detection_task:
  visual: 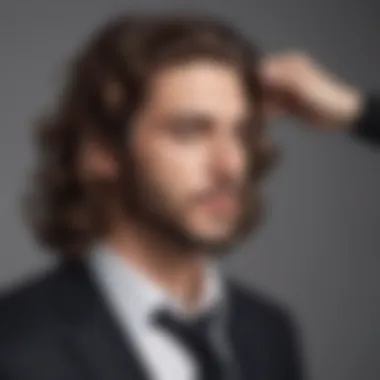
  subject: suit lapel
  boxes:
[53,260,151,380]
[225,282,261,380]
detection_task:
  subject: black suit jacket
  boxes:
[353,94,380,144]
[0,260,304,380]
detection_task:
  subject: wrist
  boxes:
[337,88,365,130]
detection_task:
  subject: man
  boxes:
[0,14,376,380]
[0,14,303,380]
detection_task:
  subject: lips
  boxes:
[202,195,237,214]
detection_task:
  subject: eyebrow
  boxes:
[166,110,253,122]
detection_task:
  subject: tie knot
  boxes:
[153,308,216,339]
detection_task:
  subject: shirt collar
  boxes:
[87,245,226,327]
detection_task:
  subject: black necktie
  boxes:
[153,309,225,380]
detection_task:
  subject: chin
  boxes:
[187,225,238,252]
[193,220,237,237]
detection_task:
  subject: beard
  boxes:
[118,157,263,255]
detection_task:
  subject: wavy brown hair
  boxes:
[23,13,280,258]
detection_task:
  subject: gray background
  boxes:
[0,1,379,379]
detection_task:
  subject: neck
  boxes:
[103,218,207,310]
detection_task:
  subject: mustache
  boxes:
[192,183,246,203]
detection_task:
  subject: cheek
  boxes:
[138,138,208,202]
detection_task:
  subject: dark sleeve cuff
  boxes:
[352,94,380,144]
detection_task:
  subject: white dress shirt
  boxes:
[86,246,233,380]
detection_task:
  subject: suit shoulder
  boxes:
[228,280,306,377]
[0,267,56,307]
[0,266,62,340]
[228,279,299,331]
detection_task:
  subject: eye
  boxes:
[174,124,202,139]
[168,117,209,141]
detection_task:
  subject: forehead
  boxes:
[143,60,252,117]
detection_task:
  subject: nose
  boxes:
[212,136,246,181]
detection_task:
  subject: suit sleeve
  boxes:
[352,94,380,144]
